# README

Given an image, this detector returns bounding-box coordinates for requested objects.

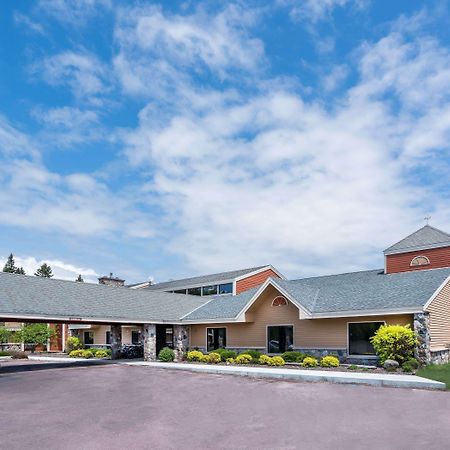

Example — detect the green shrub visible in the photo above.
[69,349,85,358]
[0,351,10,357]
[402,358,420,372]
[187,350,204,362]
[226,357,235,364]
[244,349,262,362]
[370,324,418,364]
[259,354,271,365]
[94,350,110,358]
[281,351,304,363]
[82,350,94,358]
[235,354,252,364]
[158,347,175,362]
[267,356,285,366]
[211,348,237,361]
[201,354,211,363]
[347,364,358,370]
[320,356,340,367]
[66,336,82,352]
[302,356,318,367]
[208,352,221,364]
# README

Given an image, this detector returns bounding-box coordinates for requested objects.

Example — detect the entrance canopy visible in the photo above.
[0,272,207,325]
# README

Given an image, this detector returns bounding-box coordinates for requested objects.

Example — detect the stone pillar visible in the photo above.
[173,324,190,362]
[414,312,431,365]
[110,324,122,360]
[143,324,157,361]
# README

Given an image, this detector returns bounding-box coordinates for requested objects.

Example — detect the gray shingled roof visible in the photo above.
[0,272,207,323]
[139,266,269,291]
[182,267,450,320]
[384,225,450,255]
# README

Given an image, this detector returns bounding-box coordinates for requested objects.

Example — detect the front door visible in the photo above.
[267,326,293,353]
[156,325,174,355]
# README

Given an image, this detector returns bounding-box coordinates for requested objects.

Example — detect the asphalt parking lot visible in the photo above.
[1,362,450,449]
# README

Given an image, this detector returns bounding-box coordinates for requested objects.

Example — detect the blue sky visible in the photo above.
[1,0,450,283]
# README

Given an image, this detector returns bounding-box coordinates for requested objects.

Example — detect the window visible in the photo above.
[410,255,430,267]
[174,289,187,294]
[267,326,293,353]
[84,331,94,345]
[203,285,218,296]
[207,328,226,351]
[272,296,288,307]
[132,330,141,345]
[188,287,202,296]
[218,283,233,294]
[106,331,111,345]
[348,322,384,355]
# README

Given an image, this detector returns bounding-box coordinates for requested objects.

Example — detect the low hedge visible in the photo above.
[267,356,285,366]
[235,354,252,364]
[320,356,340,367]
[302,356,318,367]
[158,347,175,362]
[402,358,420,373]
[69,349,94,358]
[208,352,221,364]
[187,350,204,362]
[210,348,237,361]
[281,351,307,363]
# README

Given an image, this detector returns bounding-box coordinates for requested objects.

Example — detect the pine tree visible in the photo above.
[75,274,84,282]
[35,263,53,278]
[3,253,16,273]
[15,267,25,275]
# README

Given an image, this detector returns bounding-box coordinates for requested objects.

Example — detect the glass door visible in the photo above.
[267,326,293,353]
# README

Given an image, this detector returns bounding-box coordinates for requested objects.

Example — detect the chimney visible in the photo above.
[98,272,125,287]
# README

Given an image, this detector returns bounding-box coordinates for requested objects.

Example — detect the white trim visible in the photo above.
[272,296,288,307]
[424,274,450,310]
[347,320,385,357]
[410,255,430,267]
[266,324,294,354]
[234,265,286,282]
[307,307,422,320]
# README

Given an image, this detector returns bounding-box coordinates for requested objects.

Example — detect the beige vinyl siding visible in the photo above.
[425,279,450,350]
[81,325,141,345]
[190,285,413,350]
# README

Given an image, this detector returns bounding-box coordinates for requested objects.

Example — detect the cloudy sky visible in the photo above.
[1,0,450,283]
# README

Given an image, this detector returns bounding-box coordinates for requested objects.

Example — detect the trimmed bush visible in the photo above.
[259,354,271,365]
[244,349,262,362]
[281,351,306,363]
[82,350,94,358]
[370,324,418,364]
[208,352,221,364]
[267,356,285,366]
[402,358,420,373]
[94,350,110,359]
[66,336,82,352]
[10,351,28,359]
[320,356,340,367]
[69,349,85,358]
[235,354,252,364]
[187,350,204,362]
[158,347,175,362]
[201,354,211,363]
[302,356,318,367]
[226,357,235,364]
[211,348,237,361]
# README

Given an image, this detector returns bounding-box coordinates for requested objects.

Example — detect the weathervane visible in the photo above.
[424,216,431,225]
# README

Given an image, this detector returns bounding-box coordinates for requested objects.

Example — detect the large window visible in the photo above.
[267,326,293,353]
[219,283,233,294]
[188,287,202,296]
[106,331,111,345]
[348,322,384,355]
[203,285,218,296]
[132,330,141,345]
[84,331,94,345]
[207,328,226,352]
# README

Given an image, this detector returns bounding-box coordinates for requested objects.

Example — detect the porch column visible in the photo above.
[414,312,431,365]
[143,324,157,361]
[110,324,122,360]
[173,324,190,362]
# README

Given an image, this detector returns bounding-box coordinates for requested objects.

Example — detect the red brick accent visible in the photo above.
[236,269,280,294]
[386,246,450,274]
[48,323,63,352]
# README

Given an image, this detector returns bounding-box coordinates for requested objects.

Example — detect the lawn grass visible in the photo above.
[417,363,450,389]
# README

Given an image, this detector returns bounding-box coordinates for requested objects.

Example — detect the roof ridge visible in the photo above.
[289,268,383,283]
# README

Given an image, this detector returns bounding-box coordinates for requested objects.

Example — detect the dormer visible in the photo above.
[384,225,450,274]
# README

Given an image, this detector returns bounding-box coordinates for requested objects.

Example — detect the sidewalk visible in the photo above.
[126,361,446,390]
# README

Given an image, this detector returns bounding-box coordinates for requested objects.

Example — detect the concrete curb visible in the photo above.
[125,361,446,390]
[27,356,109,362]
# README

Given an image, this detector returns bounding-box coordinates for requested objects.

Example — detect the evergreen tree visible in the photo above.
[15,267,25,275]
[3,253,16,273]
[75,274,84,282]
[35,263,53,278]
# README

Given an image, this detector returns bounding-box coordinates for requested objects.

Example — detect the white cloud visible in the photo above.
[12,255,98,282]
[14,12,45,35]
[36,51,109,103]
[121,16,450,277]
[37,0,111,25]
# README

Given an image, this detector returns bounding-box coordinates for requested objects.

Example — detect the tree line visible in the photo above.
[2,253,84,282]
